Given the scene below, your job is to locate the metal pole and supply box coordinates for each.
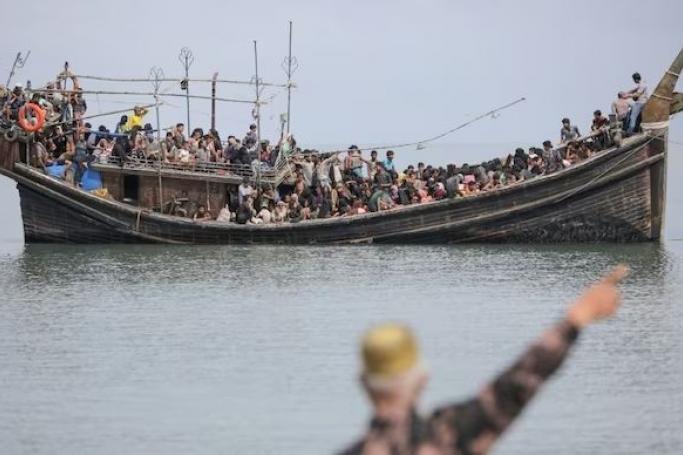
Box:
[178,47,194,132]
[286,21,293,134]
[149,66,165,211]
[211,72,218,131]
[5,51,30,88]
[254,40,262,198]
[149,67,164,140]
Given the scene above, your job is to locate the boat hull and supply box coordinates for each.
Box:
[0,133,667,244]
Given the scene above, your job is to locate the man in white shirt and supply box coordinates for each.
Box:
[238,177,254,205]
[627,72,648,133]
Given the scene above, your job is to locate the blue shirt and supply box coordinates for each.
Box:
[383,158,395,172]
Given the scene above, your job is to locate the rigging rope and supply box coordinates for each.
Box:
[324,97,526,154]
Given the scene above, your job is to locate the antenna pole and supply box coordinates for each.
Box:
[149,67,164,140]
[286,21,293,134]
[178,47,194,132]
[6,51,31,88]
[211,72,218,131]
[280,22,298,137]
[149,66,165,212]
[254,40,262,197]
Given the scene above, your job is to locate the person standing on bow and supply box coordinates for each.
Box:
[625,72,648,133]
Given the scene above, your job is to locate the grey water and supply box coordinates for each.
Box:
[1,142,683,454]
[1,242,682,454]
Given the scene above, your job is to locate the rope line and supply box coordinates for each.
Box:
[324,97,526,153]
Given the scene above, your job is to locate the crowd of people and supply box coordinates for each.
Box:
[0,70,649,224]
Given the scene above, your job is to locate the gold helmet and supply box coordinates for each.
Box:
[361,323,419,380]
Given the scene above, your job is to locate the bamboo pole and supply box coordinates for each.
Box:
[45,103,162,127]
[71,74,289,88]
[31,88,257,104]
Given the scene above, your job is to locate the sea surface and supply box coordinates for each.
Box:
[1,143,683,454]
[1,242,682,454]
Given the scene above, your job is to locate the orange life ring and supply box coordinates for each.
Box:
[18,103,46,133]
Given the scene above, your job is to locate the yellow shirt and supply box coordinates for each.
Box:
[126,112,145,130]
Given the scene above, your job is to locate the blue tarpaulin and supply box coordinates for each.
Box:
[81,168,103,191]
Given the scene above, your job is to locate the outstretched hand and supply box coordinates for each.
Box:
[566,265,629,329]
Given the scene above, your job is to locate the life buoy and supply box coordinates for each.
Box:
[18,103,46,133]
[4,128,19,142]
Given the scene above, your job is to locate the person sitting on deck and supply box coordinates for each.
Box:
[560,117,580,143]
[172,123,186,148]
[0,84,8,109]
[591,109,609,131]
[256,202,272,224]
[195,138,211,163]
[223,135,239,164]
[2,84,26,121]
[235,195,257,225]
[374,163,393,192]
[542,140,564,173]
[272,200,289,223]
[193,205,212,221]
[161,132,177,162]
[216,204,232,223]
[243,123,258,150]
[344,145,365,178]
[339,265,629,455]
[288,193,303,222]
[115,115,129,134]
[591,109,610,149]
[238,177,254,205]
[71,88,87,120]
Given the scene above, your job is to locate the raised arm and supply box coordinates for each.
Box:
[426,265,628,454]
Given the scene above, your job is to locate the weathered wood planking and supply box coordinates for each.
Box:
[0,132,667,244]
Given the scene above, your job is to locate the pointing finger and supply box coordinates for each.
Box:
[601,264,630,285]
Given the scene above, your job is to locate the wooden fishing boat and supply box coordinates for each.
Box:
[0,47,681,244]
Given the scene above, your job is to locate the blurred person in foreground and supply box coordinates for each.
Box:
[340,265,629,455]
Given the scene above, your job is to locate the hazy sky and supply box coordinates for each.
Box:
[1,0,683,239]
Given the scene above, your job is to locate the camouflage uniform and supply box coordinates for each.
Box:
[340,320,579,455]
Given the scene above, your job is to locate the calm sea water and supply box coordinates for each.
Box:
[1,143,683,454]
[0,242,682,454]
